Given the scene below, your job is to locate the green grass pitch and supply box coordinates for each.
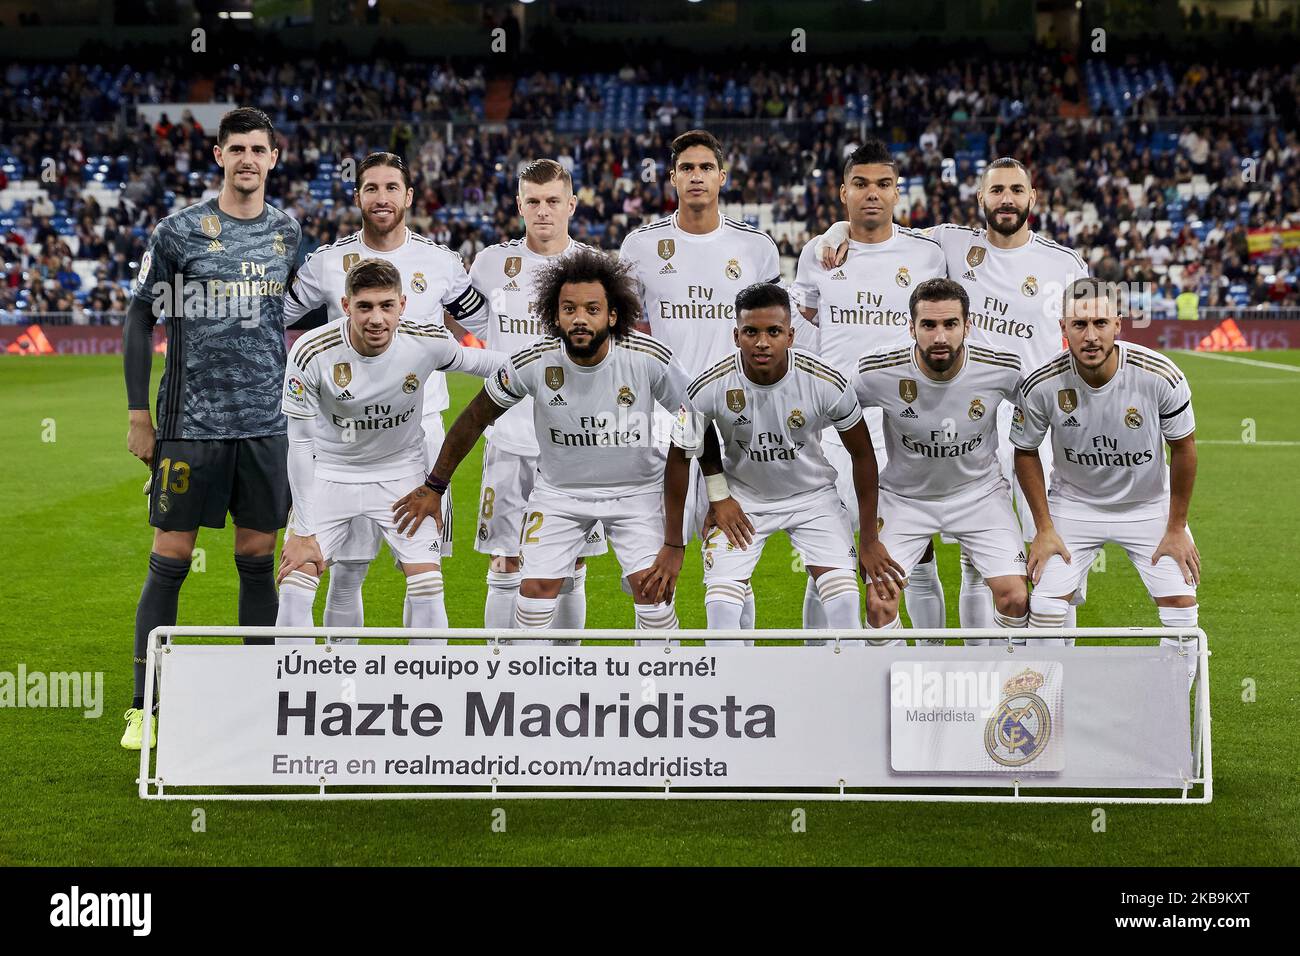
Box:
[2,350,1298,866]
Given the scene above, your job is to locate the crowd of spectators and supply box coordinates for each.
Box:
[2,53,1298,323]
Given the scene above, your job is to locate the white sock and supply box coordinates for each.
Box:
[802,575,827,629]
[323,559,368,643]
[704,581,750,646]
[815,569,860,628]
[514,594,557,632]
[552,565,587,643]
[634,600,679,646]
[275,569,318,643]
[405,570,447,645]
[1027,594,1070,647]
[1061,603,1077,646]
[740,583,755,629]
[905,553,946,636]
[865,614,905,647]
[1158,604,1200,688]
[958,551,996,640]
[485,569,521,630]
[994,608,1029,646]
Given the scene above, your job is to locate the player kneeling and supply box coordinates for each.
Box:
[394,248,692,642]
[854,278,1029,645]
[275,259,503,642]
[1012,279,1201,682]
[645,283,892,646]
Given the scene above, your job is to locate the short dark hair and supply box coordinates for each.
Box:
[843,138,897,181]
[671,129,725,169]
[908,277,969,322]
[735,282,790,322]
[1063,277,1125,317]
[532,247,640,339]
[217,107,276,147]
[980,156,1032,190]
[345,258,403,298]
[518,158,573,193]
[357,152,412,193]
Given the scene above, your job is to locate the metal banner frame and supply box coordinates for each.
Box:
[138,626,1210,805]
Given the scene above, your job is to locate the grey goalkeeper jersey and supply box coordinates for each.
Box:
[132,197,302,440]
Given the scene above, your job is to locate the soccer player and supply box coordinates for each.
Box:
[275,259,503,638]
[393,248,692,637]
[644,283,896,646]
[1012,279,1200,680]
[821,157,1089,635]
[619,128,782,624]
[464,159,607,632]
[853,278,1028,643]
[791,140,948,635]
[121,107,301,750]
[283,152,490,636]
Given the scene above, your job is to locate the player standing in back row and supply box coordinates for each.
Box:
[820,157,1089,636]
[1012,279,1200,682]
[121,107,301,749]
[619,129,782,625]
[461,159,607,634]
[791,140,948,636]
[283,152,490,638]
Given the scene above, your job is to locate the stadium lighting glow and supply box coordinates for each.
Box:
[217,11,254,18]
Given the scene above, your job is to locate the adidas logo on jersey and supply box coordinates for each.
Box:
[900,407,919,419]
[503,280,520,291]
[962,269,977,281]
[1016,551,1027,563]
[337,389,354,401]
[830,269,847,280]
[1062,415,1081,427]
[549,393,568,406]
[734,414,751,425]
[659,263,676,274]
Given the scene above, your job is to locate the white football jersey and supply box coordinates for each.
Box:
[674,348,863,509]
[854,343,1022,500]
[619,212,782,377]
[469,236,597,457]
[284,227,487,414]
[790,225,947,376]
[930,224,1089,373]
[483,332,693,500]
[283,317,502,482]
[1010,342,1195,520]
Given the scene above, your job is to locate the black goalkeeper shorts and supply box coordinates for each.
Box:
[148,435,290,533]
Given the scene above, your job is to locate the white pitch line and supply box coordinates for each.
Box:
[1171,350,1300,373]
[1197,439,1300,446]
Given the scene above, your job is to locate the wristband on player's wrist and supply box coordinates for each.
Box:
[424,473,450,494]
[704,472,732,503]
[664,542,686,550]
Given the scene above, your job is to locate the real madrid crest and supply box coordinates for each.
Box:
[899,379,918,404]
[726,388,746,413]
[545,366,564,391]
[403,373,419,394]
[478,523,489,541]
[504,256,522,278]
[725,258,742,280]
[332,362,352,388]
[1021,275,1039,297]
[617,385,635,407]
[200,215,222,239]
[966,246,985,268]
[703,551,714,571]
[272,232,286,256]
[984,668,1052,768]
[343,252,361,273]
[787,408,805,430]
[411,272,427,293]
[1057,388,1078,414]
[895,266,911,288]
[968,397,986,420]
[657,239,675,261]
[1125,406,1143,429]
